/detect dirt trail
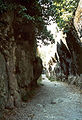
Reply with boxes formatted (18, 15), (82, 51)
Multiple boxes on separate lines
(7, 74), (82, 120)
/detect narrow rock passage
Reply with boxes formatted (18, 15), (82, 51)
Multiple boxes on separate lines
(7, 74), (82, 120)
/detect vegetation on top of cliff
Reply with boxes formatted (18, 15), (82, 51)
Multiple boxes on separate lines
(52, 0), (79, 31)
(0, 0), (79, 44)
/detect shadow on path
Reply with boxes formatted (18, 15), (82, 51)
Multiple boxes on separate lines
(7, 74), (82, 120)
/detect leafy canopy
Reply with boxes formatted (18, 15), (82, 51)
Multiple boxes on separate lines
(52, 0), (79, 31)
(0, 0), (79, 44)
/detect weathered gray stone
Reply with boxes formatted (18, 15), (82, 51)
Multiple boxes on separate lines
(74, 0), (82, 41)
(6, 95), (14, 109)
(33, 56), (43, 86)
(0, 53), (8, 110)
(14, 91), (22, 107)
(78, 74), (82, 88)
(0, 4), (42, 112)
(55, 13), (82, 88)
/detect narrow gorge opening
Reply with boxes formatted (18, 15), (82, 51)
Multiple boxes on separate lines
(0, 0), (82, 119)
(37, 18), (82, 88)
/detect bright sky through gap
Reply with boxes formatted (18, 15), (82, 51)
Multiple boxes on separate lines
(38, 20), (67, 67)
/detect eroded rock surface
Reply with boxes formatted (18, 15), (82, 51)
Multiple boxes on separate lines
(48, 0), (82, 88)
(0, 4), (43, 114)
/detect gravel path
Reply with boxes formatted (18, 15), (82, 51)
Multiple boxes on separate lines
(7, 75), (82, 120)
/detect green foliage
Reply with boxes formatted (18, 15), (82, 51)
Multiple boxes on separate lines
(38, 0), (79, 36)
(37, 26), (55, 45)
(18, 5), (35, 21)
(0, 0), (79, 43)
(17, 0), (55, 44)
(0, 0), (7, 13)
(52, 0), (79, 31)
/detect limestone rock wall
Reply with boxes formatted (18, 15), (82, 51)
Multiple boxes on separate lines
(55, 28), (82, 87)
(49, 0), (82, 88)
(0, 6), (43, 113)
(74, 0), (82, 41)
(55, 24), (82, 88)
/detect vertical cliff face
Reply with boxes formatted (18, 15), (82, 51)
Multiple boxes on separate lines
(56, 25), (82, 77)
(74, 0), (82, 73)
(0, 6), (43, 112)
(57, 41), (71, 77)
(54, 0), (82, 88)
(74, 0), (82, 42)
